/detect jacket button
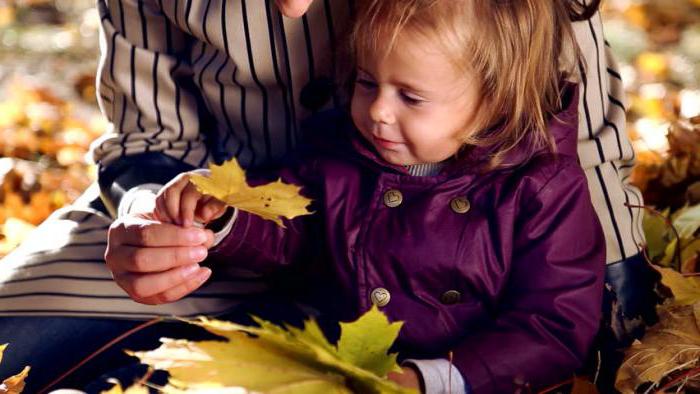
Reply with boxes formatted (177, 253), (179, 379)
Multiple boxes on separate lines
(371, 288), (391, 307)
(383, 190), (403, 208)
(450, 197), (470, 214)
(440, 290), (462, 305)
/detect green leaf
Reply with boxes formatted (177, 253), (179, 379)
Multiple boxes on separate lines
(336, 305), (403, 377)
(643, 210), (670, 261)
(133, 310), (416, 394)
(672, 204), (700, 240)
(660, 238), (678, 267)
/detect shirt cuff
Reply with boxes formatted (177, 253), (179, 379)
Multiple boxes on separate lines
(208, 208), (238, 248)
(403, 358), (468, 394)
(117, 183), (162, 217)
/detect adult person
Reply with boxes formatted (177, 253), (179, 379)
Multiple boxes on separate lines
(0, 0), (655, 391)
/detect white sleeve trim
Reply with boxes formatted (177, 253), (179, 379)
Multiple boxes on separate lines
(210, 208), (238, 248)
(117, 183), (163, 217)
(403, 358), (467, 394)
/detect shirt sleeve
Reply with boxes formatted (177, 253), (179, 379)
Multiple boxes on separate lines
(403, 359), (468, 394)
(450, 160), (606, 393)
(91, 0), (209, 217)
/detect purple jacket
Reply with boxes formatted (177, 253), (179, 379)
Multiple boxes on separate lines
(211, 84), (605, 393)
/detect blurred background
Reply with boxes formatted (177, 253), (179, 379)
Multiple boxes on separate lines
(0, 0), (697, 257)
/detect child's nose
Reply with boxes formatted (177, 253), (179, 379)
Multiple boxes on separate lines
(369, 96), (395, 125)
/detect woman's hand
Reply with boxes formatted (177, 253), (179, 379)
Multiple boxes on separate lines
(387, 366), (422, 392)
(105, 211), (215, 305)
(154, 173), (228, 227)
(275, 0), (314, 17)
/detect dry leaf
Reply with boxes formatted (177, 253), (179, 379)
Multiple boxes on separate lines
(571, 376), (599, 394)
(0, 344), (30, 394)
(616, 303), (700, 393)
(189, 158), (313, 227)
(132, 306), (413, 394)
(656, 265), (700, 305)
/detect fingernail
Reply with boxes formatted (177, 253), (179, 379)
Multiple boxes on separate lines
(197, 268), (212, 283)
(187, 230), (207, 244)
(190, 247), (207, 261)
(181, 264), (200, 278)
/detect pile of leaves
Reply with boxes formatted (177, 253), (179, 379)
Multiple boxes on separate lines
(612, 116), (700, 393)
(0, 80), (103, 256)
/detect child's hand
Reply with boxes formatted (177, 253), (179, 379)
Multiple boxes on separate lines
(154, 172), (228, 227)
(387, 367), (421, 392)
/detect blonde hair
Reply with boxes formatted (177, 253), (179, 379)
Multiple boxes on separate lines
(348, 0), (586, 169)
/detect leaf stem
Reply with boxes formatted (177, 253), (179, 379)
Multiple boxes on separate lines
(37, 317), (164, 394)
(625, 203), (683, 271)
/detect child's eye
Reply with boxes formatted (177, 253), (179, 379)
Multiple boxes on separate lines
(400, 91), (424, 106)
(355, 78), (377, 90)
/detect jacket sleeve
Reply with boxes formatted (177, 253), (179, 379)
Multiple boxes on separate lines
(91, 0), (209, 217)
(207, 160), (322, 274)
(452, 160), (606, 393)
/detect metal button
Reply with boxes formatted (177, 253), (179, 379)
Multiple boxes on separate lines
(383, 190), (403, 208)
(440, 290), (462, 305)
(450, 197), (471, 214)
(371, 288), (391, 307)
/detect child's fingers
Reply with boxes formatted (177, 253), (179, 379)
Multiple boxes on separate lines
(160, 174), (191, 225)
(179, 182), (204, 227)
(153, 194), (172, 223)
(196, 196), (228, 223)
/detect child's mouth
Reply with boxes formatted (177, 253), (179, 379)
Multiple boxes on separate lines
(372, 136), (402, 150)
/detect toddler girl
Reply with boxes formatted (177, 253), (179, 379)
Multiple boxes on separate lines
(153, 0), (606, 392)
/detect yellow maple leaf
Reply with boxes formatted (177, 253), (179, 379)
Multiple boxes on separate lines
(0, 344), (30, 394)
(656, 266), (700, 305)
(189, 158), (313, 227)
(132, 308), (414, 394)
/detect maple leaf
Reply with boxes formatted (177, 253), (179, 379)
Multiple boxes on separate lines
(656, 265), (700, 305)
(0, 344), (30, 394)
(132, 307), (415, 394)
(336, 306), (403, 377)
(189, 158), (313, 227)
(616, 303), (700, 393)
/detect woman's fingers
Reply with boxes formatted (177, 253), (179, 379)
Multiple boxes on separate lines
(111, 244), (209, 273)
(132, 268), (213, 305)
(111, 218), (212, 248)
(118, 264), (211, 301)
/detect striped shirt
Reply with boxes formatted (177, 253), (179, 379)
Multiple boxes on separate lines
(0, 0), (643, 319)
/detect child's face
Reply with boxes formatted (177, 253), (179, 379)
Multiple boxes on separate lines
(350, 31), (479, 166)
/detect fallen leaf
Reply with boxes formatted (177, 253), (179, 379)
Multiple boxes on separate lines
(571, 376), (599, 394)
(0, 344), (30, 394)
(656, 265), (700, 305)
(189, 158), (313, 227)
(132, 307), (414, 394)
(616, 303), (700, 393)
(336, 306), (403, 377)
(672, 204), (700, 239)
(643, 209), (671, 261)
